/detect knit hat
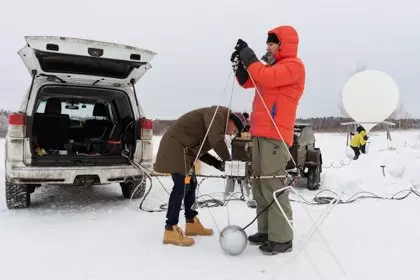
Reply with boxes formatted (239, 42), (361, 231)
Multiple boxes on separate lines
(266, 32), (280, 44)
(229, 112), (246, 133)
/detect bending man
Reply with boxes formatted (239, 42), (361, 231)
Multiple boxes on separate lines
(154, 106), (246, 246)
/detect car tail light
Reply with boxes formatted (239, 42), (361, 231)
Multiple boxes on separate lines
(141, 118), (153, 130)
(140, 118), (153, 140)
(9, 113), (25, 126)
(8, 113), (26, 138)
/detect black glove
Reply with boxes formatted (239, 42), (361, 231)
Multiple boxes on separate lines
(214, 160), (225, 172)
(234, 39), (248, 53)
(230, 50), (249, 85)
(234, 39), (258, 68)
(231, 50), (241, 72)
(230, 50), (239, 62)
(199, 153), (225, 171)
(364, 135), (369, 141)
(239, 47), (259, 68)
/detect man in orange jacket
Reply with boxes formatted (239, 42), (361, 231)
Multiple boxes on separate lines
(231, 25), (305, 255)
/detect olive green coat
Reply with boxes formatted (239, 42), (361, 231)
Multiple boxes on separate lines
(154, 106), (232, 175)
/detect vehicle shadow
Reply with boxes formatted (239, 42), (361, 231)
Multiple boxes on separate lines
(27, 184), (132, 212)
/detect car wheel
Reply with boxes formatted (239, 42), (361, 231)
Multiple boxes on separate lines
(307, 166), (321, 191)
(28, 184), (37, 193)
(120, 180), (146, 199)
(5, 181), (31, 209)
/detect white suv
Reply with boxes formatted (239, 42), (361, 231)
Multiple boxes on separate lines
(4, 36), (156, 209)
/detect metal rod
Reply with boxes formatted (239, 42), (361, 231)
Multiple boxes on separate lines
(150, 173), (290, 180)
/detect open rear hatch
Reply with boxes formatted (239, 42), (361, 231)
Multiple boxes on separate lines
(18, 36), (157, 85)
(17, 36), (156, 166)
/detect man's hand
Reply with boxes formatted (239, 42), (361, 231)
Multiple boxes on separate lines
(233, 38), (258, 68)
(231, 51), (241, 71)
(230, 50), (239, 62)
(231, 50), (250, 85)
(235, 39), (248, 53)
(239, 47), (259, 68)
(199, 153), (225, 171)
(214, 160), (225, 172)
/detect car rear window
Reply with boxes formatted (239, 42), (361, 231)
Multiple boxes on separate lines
(35, 50), (146, 79)
(36, 101), (105, 121)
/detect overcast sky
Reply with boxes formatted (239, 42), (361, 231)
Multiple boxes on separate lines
(0, 0), (418, 120)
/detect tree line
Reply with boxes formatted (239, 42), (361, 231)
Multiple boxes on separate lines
(153, 117), (420, 136)
(0, 110), (10, 138)
(0, 109), (418, 138)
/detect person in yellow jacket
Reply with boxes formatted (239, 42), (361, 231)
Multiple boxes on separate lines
(350, 125), (368, 160)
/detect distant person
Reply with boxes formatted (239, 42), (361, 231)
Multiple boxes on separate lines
(350, 125), (368, 160)
(154, 106), (246, 247)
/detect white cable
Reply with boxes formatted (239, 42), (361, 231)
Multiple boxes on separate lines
(186, 71), (236, 234)
(273, 196), (342, 279)
(241, 66), (344, 279)
(244, 69), (299, 172)
(300, 199), (347, 275)
(187, 71), (234, 177)
(121, 144), (153, 201)
(224, 77), (236, 135)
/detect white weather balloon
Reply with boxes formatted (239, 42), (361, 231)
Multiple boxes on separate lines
(342, 70), (400, 133)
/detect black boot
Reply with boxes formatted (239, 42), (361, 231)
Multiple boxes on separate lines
(248, 232), (268, 245)
(259, 240), (293, 255)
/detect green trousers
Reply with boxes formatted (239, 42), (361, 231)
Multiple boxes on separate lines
(251, 137), (293, 243)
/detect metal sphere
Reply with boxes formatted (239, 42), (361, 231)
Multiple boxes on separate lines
(219, 225), (248, 256)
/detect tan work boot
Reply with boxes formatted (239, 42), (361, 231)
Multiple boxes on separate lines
(163, 225), (195, 246)
(185, 217), (213, 236)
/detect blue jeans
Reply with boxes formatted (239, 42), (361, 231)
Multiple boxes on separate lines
(165, 173), (198, 228)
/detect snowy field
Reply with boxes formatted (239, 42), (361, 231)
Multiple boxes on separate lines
(1, 130), (420, 280)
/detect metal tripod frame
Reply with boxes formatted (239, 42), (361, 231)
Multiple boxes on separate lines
(271, 185), (346, 279)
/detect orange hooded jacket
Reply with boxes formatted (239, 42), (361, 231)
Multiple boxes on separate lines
(238, 25), (305, 147)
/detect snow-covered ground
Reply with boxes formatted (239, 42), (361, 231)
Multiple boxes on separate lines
(1, 130), (420, 280)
